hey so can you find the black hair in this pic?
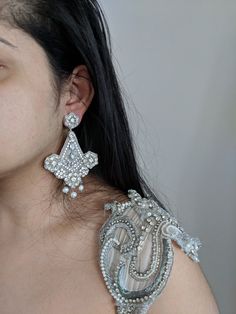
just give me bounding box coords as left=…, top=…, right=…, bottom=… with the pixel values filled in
left=0, top=0, right=172, bottom=218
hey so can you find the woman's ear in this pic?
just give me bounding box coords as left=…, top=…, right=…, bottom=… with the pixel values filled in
left=64, top=64, right=94, bottom=120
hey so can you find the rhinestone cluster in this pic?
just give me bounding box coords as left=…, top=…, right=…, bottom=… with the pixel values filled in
left=99, top=189, right=202, bottom=313
left=63, top=112, right=80, bottom=129
left=44, top=112, right=98, bottom=199
left=162, top=223, right=202, bottom=262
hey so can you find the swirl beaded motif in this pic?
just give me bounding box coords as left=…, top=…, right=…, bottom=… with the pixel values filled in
left=99, top=189, right=202, bottom=314
left=43, top=112, right=98, bottom=199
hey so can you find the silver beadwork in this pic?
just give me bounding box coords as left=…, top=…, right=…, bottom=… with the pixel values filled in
left=43, top=112, right=98, bottom=199
left=99, top=189, right=202, bottom=314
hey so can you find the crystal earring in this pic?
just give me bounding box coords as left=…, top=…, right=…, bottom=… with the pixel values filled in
left=43, top=112, right=98, bottom=199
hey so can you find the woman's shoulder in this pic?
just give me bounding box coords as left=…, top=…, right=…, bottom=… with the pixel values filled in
left=98, top=189, right=219, bottom=314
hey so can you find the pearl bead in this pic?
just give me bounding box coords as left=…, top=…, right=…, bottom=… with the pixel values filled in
left=79, top=184, right=84, bottom=192
left=70, top=191, right=77, bottom=198
left=62, top=186, right=69, bottom=193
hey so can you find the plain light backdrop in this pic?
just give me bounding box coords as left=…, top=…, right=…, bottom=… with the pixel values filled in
left=100, top=1, right=236, bottom=313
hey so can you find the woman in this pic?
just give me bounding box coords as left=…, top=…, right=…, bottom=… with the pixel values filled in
left=0, top=1, right=219, bottom=313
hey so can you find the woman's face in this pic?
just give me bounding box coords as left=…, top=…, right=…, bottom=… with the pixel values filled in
left=0, top=23, right=66, bottom=178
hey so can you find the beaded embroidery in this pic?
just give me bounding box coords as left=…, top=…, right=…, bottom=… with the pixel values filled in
left=98, top=189, right=202, bottom=314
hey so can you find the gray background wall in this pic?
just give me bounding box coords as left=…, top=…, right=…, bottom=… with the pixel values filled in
left=100, top=1, right=236, bottom=313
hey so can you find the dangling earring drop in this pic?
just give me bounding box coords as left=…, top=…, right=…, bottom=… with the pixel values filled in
left=43, top=112, right=98, bottom=199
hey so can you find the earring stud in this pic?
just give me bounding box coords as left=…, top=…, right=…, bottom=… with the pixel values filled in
left=43, top=112, right=98, bottom=199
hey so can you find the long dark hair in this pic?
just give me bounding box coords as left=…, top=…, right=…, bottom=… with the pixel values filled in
left=1, top=0, right=172, bottom=218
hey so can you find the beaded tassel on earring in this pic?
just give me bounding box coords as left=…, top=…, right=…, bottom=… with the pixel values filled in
left=43, top=112, right=98, bottom=199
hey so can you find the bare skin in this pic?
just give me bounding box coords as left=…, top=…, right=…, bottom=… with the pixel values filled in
left=0, top=21, right=219, bottom=314
left=0, top=176, right=125, bottom=314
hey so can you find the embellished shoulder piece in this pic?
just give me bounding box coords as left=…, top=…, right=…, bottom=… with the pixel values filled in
left=98, top=189, right=202, bottom=314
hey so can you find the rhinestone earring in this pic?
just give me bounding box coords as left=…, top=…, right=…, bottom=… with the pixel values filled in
left=43, top=112, right=98, bottom=199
